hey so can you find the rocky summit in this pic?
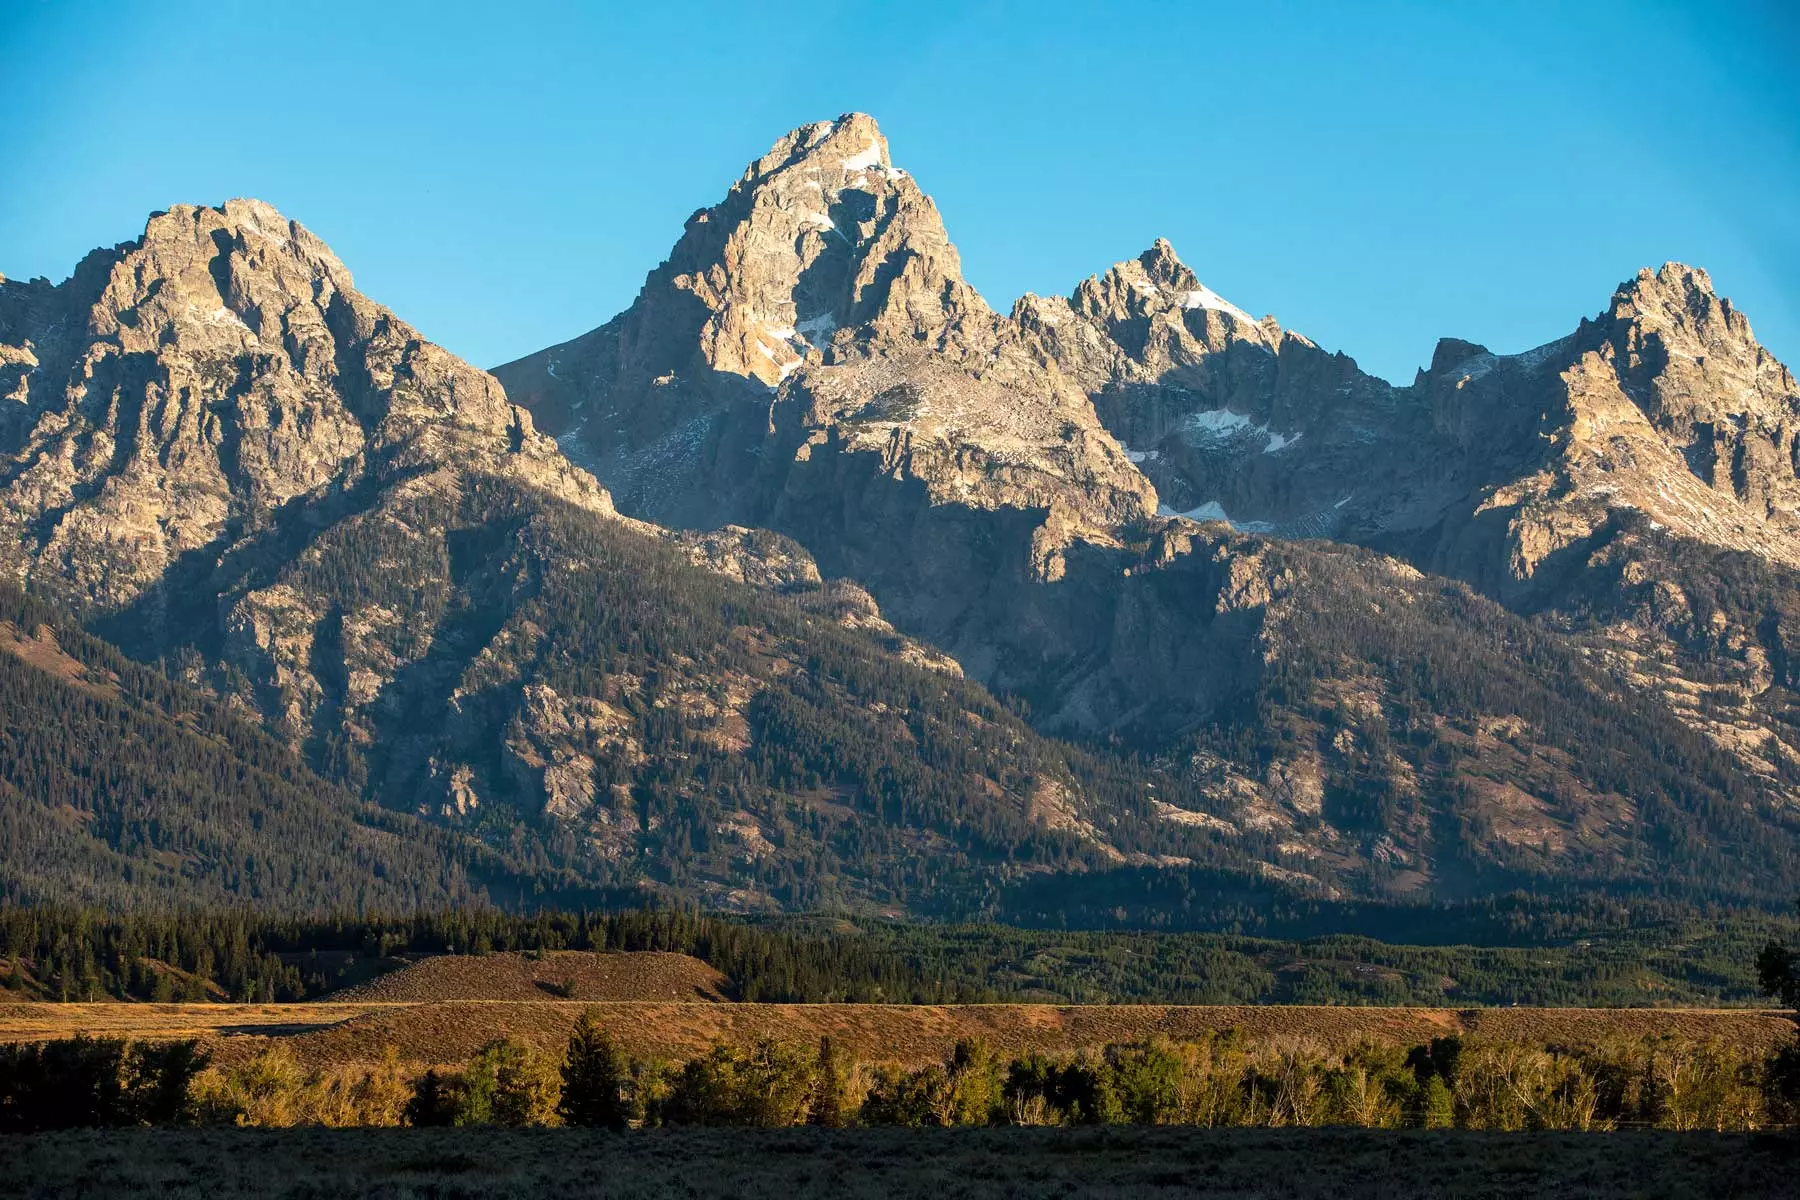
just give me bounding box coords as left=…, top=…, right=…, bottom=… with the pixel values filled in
left=5, top=114, right=1800, bottom=920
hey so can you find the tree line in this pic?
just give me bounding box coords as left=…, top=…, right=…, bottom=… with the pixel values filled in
left=5, top=1021, right=1796, bottom=1134
left=7, top=903, right=1795, bottom=1008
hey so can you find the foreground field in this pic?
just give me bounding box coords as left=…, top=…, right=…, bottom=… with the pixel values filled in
left=1, top=999, right=1788, bottom=1070
left=2, top=1126, right=1791, bottom=1199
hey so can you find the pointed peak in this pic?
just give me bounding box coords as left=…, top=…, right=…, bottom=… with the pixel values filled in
left=1603, top=260, right=1762, bottom=350
left=145, top=198, right=294, bottom=239
left=1137, top=238, right=1198, bottom=291
left=133, top=198, right=349, bottom=285
left=746, top=112, right=899, bottom=187
left=1614, top=261, right=1716, bottom=309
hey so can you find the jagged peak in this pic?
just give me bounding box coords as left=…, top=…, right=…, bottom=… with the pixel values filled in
left=130, top=198, right=352, bottom=288
left=1598, top=260, right=1784, bottom=373
left=1074, top=239, right=1264, bottom=329
left=1607, top=261, right=1722, bottom=325
left=740, top=112, right=901, bottom=191
left=1137, top=238, right=1200, bottom=292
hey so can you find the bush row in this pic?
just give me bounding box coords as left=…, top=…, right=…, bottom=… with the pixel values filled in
left=8, top=1019, right=1799, bottom=1133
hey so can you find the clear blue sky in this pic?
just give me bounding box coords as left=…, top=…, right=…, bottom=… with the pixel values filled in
left=4, top=0, right=1795, bottom=383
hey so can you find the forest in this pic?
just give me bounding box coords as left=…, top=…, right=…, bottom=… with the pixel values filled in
left=3, top=904, right=1793, bottom=1008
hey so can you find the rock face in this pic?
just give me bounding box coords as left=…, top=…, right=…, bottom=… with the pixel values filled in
left=503, top=114, right=1800, bottom=732
left=1030, top=246, right=1800, bottom=598
left=495, top=114, right=1155, bottom=588
left=1017, top=238, right=1800, bottom=796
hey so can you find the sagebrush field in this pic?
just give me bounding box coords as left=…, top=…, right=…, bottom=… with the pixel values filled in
left=3, top=1126, right=1792, bottom=1199
left=2, top=997, right=1787, bottom=1072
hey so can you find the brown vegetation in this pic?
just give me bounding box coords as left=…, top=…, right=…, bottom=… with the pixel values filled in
left=325, top=951, right=729, bottom=1004
left=4, top=1000, right=1785, bottom=1073
left=4, top=1126, right=1794, bottom=1199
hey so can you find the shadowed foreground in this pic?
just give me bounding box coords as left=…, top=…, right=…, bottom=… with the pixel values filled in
left=1, top=1126, right=1791, bottom=1199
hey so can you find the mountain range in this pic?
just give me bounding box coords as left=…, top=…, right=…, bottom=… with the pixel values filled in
left=4, top=113, right=1798, bottom=921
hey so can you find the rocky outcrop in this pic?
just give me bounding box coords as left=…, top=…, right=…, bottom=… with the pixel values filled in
left=1022, top=243, right=1800, bottom=597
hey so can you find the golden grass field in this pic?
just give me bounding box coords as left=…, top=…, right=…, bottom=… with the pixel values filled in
left=3, top=1125, right=1793, bottom=1199
left=2, top=996, right=1788, bottom=1071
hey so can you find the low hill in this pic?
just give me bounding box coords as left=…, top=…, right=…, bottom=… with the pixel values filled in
left=328, top=951, right=729, bottom=1003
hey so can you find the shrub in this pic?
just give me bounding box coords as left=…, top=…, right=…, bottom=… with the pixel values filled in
left=462, top=1037, right=560, bottom=1127
left=665, top=1039, right=815, bottom=1126
left=404, top=1068, right=462, bottom=1127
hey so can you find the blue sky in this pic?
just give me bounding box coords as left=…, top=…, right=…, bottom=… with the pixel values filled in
left=4, top=0, right=1795, bottom=383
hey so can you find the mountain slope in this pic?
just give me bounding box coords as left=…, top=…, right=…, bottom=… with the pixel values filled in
left=0, top=581, right=489, bottom=909
left=1015, top=240, right=1800, bottom=794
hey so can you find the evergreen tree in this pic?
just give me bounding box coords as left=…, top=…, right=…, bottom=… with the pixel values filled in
left=403, top=1069, right=459, bottom=1127
left=559, top=1011, right=636, bottom=1130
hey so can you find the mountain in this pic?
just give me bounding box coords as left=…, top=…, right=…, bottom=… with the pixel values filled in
left=495, top=112, right=1800, bottom=906
left=0, top=199, right=1315, bottom=915
left=1008, top=241, right=1800, bottom=800
left=5, top=115, right=1799, bottom=919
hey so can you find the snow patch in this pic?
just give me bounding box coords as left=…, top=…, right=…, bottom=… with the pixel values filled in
left=203, top=305, right=251, bottom=331
left=1181, top=285, right=1256, bottom=325
left=1123, top=447, right=1161, bottom=464
left=1181, top=407, right=1299, bottom=455
left=801, top=211, right=836, bottom=232
left=546, top=361, right=559, bottom=379
left=1451, top=353, right=1496, bottom=385
left=1157, top=500, right=1276, bottom=533
left=841, top=140, right=882, bottom=171
left=1182, top=408, right=1257, bottom=437
left=1506, top=333, right=1576, bottom=371
left=795, top=313, right=838, bottom=340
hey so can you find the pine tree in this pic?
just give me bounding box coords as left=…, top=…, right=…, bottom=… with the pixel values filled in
left=558, top=1011, right=636, bottom=1130
left=403, top=1069, right=458, bottom=1127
